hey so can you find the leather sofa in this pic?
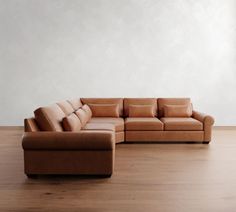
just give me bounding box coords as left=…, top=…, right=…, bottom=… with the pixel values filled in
left=22, top=98, right=214, bottom=177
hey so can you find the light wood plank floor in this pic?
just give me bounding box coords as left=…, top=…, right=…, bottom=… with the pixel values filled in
left=0, top=128, right=236, bottom=212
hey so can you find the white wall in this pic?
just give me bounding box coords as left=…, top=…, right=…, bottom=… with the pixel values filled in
left=0, top=0, right=236, bottom=126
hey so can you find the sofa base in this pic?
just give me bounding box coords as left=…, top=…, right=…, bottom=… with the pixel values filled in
left=125, top=131, right=204, bottom=142
left=27, top=174, right=38, bottom=179
left=24, top=150, right=114, bottom=175
left=26, top=174, right=112, bottom=178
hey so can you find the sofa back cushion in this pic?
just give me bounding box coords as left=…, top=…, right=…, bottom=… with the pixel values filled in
left=88, top=104, right=119, bottom=117
left=124, top=98, right=157, bottom=117
left=129, top=105, right=155, bottom=117
left=62, top=113, right=82, bottom=131
left=158, top=98, right=192, bottom=117
left=75, top=108, right=90, bottom=127
left=67, top=98, right=82, bottom=111
left=24, top=118, right=40, bottom=132
left=82, top=104, right=92, bottom=119
left=80, top=98, right=123, bottom=117
left=57, top=101, right=74, bottom=115
left=164, top=104, right=192, bottom=117
left=34, top=104, right=66, bottom=131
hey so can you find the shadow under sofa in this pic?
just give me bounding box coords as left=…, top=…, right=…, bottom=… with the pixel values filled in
left=22, top=98, right=214, bottom=177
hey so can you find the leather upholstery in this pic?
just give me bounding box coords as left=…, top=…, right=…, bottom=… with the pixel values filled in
left=164, top=104, right=192, bottom=117
left=62, top=113, right=82, bottom=131
left=24, top=118, right=39, bottom=132
left=89, top=117, right=124, bottom=132
left=115, top=132, right=124, bottom=143
left=88, top=104, right=119, bottom=117
left=24, top=150, right=114, bottom=175
left=125, top=117, right=164, bottom=131
left=83, top=123, right=115, bottom=132
left=158, top=98, right=191, bottom=117
left=161, top=117, right=203, bottom=131
left=34, top=104, right=66, bottom=131
left=126, top=131, right=204, bottom=142
left=75, top=108, right=90, bottom=127
left=81, top=98, right=123, bottom=116
left=82, top=104, right=92, bottom=119
left=87, top=118, right=124, bottom=143
left=192, top=110, right=214, bottom=141
left=124, top=98, right=158, bottom=117
left=23, top=97, right=215, bottom=176
left=22, top=131, right=114, bottom=150
left=67, top=99, right=82, bottom=111
left=28, top=98, right=214, bottom=142
left=57, top=101, right=74, bottom=115
left=23, top=131, right=115, bottom=175
left=129, top=105, right=155, bottom=117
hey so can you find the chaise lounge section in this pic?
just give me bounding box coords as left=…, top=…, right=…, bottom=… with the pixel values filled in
left=22, top=97, right=214, bottom=177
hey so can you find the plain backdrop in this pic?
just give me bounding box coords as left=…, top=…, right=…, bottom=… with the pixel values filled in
left=0, top=0, right=236, bottom=125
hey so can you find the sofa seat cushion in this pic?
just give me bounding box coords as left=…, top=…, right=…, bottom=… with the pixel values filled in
left=160, top=117, right=203, bottom=131
left=125, top=118, right=164, bottom=131
left=83, top=123, right=115, bottom=132
left=89, top=118, right=124, bottom=132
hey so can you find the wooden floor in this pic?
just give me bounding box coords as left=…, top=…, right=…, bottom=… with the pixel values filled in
left=0, top=128, right=236, bottom=212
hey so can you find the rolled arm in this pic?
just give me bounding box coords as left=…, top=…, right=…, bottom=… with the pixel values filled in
left=192, top=110, right=215, bottom=142
left=193, top=111, right=214, bottom=125
left=22, top=131, right=115, bottom=151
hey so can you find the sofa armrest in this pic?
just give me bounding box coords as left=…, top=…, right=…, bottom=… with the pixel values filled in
left=22, top=131, right=115, bottom=151
left=192, top=111, right=214, bottom=125
left=192, top=110, right=214, bottom=142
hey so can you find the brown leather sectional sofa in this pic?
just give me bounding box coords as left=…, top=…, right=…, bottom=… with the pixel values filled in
left=22, top=98, right=214, bottom=177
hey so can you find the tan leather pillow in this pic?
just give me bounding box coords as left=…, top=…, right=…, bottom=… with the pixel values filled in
left=82, top=104, right=92, bottom=119
left=88, top=104, right=119, bottom=117
left=75, top=108, right=90, bottom=127
left=62, top=113, right=82, bottom=131
left=67, top=99, right=82, bottom=111
left=164, top=104, right=192, bottom=117
left=57, top=101, right=74, bottom=115
left=129, top=105, right=155, bottom=117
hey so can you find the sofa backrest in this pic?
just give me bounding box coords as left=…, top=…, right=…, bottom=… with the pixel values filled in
left=34, top=104, right=66, bottom=131
left=80, top=98, right=123, bottom=117
left=24, top=118, right=40, bottom=132
left=29, top=97, right=193, bottom=132
left=157, top=98, right=191, bottom=117
left=57, top=101, right=74, bottom=116
left=124, top=98, right=158, bottom=117
left=67, top=98, right=82, bottom=111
